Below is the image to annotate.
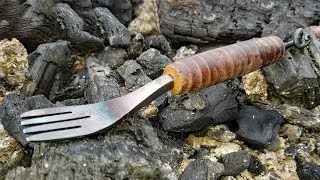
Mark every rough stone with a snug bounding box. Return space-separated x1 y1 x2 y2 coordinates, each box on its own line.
159 82 239 132
146 35 173 57
117 60 152 91
128 0 160 35
296 155 320 180
220 150 251 176
96 46 128 69
85 56 125 103
136 48 172 79
205 125 236 143
0 93 55 146
241 70 268 102
236 106 283 149
180 159 224 180
0 123 21 164
279 124 303 143
0 39 28 89
172 45 198 62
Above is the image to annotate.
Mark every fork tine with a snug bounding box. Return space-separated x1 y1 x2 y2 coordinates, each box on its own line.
26 128 91 142
23 119 87 134
20 106 73 119
21 113 90 126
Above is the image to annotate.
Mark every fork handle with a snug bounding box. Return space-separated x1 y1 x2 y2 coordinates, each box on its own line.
163 36 285 94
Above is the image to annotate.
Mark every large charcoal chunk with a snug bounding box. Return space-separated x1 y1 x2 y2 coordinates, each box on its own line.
83 7 131 47
85 56 124 103
27 41 73 97
180 159 224 180
159 82 239 132
117 60 152 90
136 48 172 79
5 117 179 179
0 0 104 53
96 46 127 69
0 93 55 146
146 35 173 57
296 155 320 180
93 0 132 26
220 150 251 176
236 106 283 149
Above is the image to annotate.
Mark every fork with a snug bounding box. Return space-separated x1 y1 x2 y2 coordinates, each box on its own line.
21 75 173 141
22 34 306 142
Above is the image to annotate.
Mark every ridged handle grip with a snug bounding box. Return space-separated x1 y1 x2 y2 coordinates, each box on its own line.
308 26 320 38
164 36 285 94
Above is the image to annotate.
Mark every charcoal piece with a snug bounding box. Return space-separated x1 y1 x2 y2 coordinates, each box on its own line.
146 35 173 57
136 48 172 79
56 0 92 10
262 18 320 109
96 46 127 69
92 0 132 26
127 33 146 59
296 155 320 180
248 155 266 174
83 7 131 47
85 56 125 103
117 60 152 91
0 93 55 146
57 98 86 106
284 139 316 157
236 106 283 149
0 0 104 53
159 82 239 132
27 41 73 97
49 69 86 102
159 0 320 44
5 117 180 179
180 159 224 180
220 150 251 176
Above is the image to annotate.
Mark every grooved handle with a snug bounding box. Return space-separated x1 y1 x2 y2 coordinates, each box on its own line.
164 36 285 94
308 26 320 38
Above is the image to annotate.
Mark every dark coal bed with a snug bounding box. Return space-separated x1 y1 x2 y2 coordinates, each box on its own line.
0 0 320 179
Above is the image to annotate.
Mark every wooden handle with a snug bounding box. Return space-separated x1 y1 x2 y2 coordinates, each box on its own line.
164 36 285 94
308 26 320 38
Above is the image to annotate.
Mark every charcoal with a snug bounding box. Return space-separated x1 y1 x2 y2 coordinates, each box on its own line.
219 150 251 176
296 155 320 180
262 18 320 109
96 46 127 69
180 159 224 180
127 33 146 59
0 0 104 53
82 7 131 47
146 35 173 57
5 117 180 179
236 106 283 149
136 48 172 79
49 69 86 102
27 41 73 97
159 0 320 44
159 82 239 132
85 56 125 103
0 93 55 146
57 98 86 106
92 0 132 26
248 155 266 174
117 60 152 91
56 0 92 10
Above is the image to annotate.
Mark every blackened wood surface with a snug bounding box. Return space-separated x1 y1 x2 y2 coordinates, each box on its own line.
159 0 320 44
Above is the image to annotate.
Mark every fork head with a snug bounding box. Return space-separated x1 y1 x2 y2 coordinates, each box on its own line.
20 102 122 142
